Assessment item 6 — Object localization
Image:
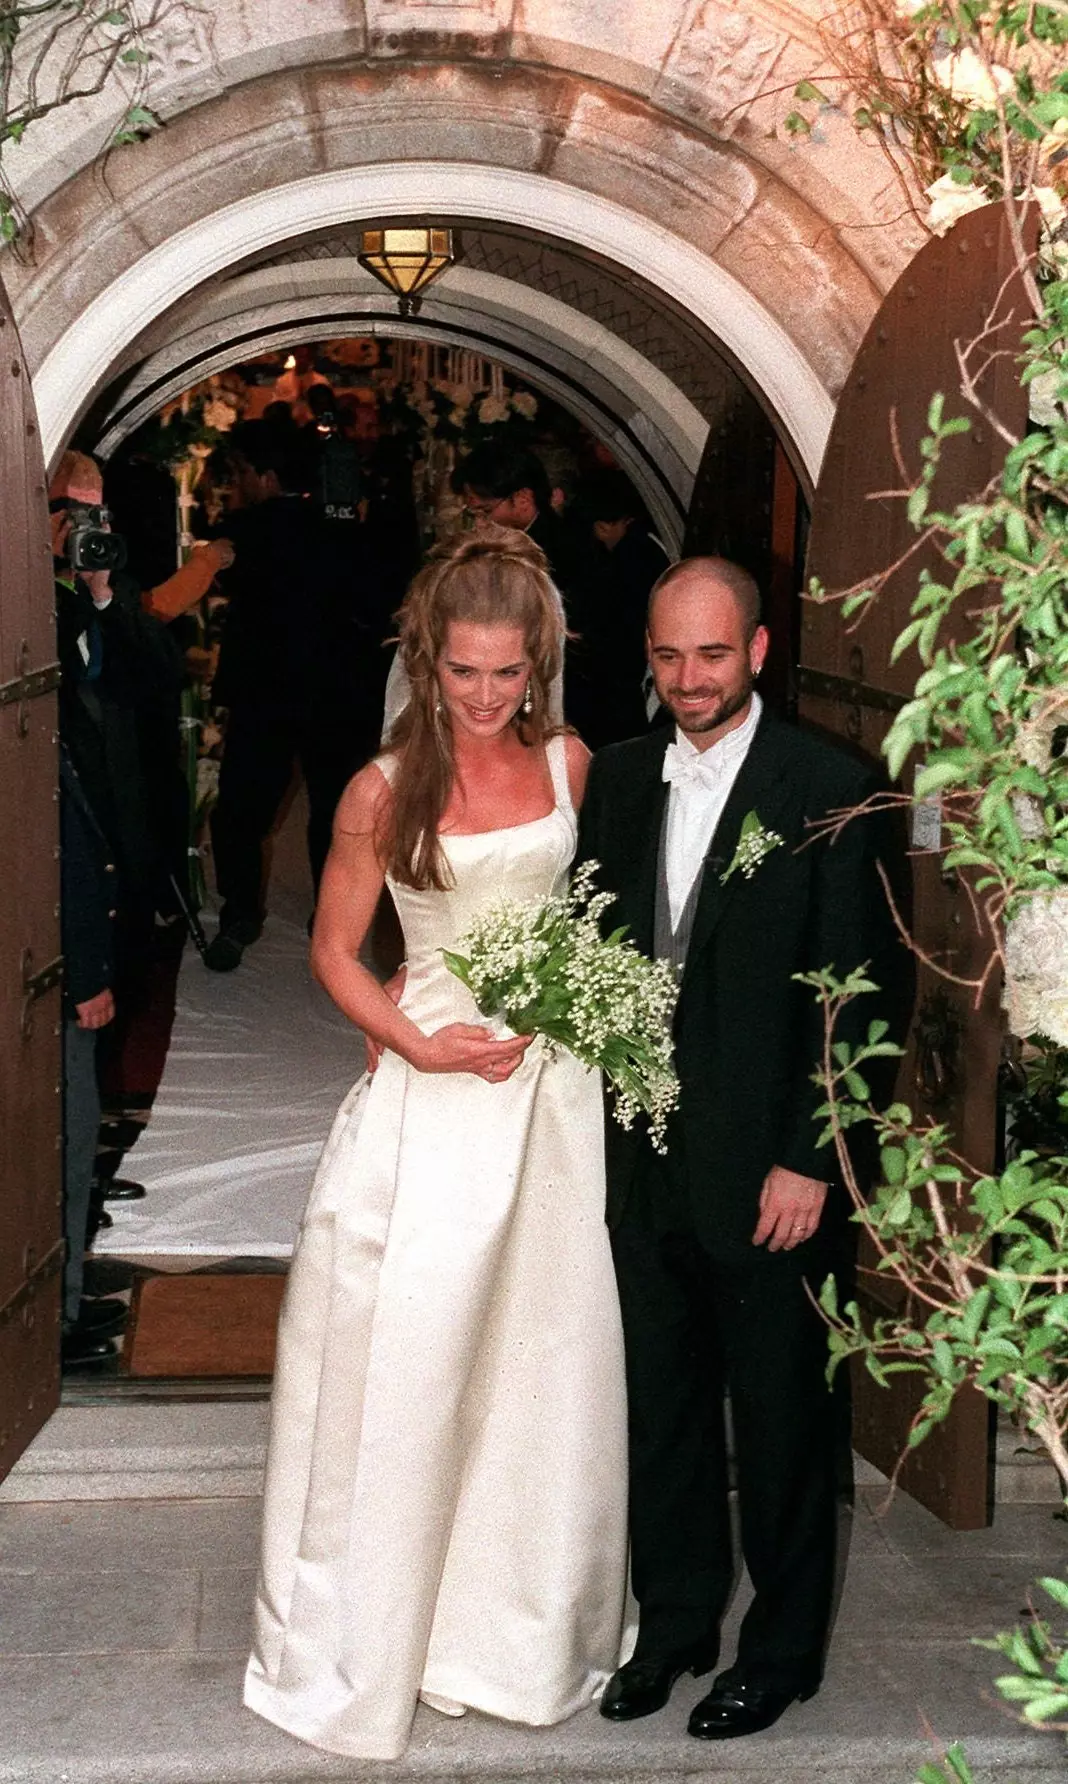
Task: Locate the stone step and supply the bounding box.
[0,1401,269,1502]
[4,1398,1062,1507]
[1,1489,1064,1784]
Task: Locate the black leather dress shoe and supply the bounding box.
[687,1669,819,1740]
[61,1327,117,1367]
[204,917,262,973]
[100,1177,146,1201]
[73,1297,128,1336]
[600,1636,720,1721]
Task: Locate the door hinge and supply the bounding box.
[1,642,60,739]
[797,666,908,716]
[0,1242,64,1330]
[21,948,63,1041]
[0,662,60,708]
[0,640,60,710]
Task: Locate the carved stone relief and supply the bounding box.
[366,0,512,53]
[146,7,225,107]
[663,1,788,136]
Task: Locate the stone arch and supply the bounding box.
[0,33,925,486]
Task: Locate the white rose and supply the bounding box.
[1004,890,1068,1046]
[1028,366,1066,428]
[925,173,991,236]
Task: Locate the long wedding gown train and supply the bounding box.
[244,737,630,1760]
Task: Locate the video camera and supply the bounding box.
[55,500,128,574]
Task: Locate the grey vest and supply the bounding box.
[653,803,709,975]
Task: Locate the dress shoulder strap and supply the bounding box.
[371,751,399,789]
[546,734,574,819]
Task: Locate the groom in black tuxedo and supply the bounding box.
[579,558,911,1739]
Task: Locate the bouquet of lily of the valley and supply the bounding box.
[443,860,680,1151]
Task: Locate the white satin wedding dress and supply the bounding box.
[244,737,630,1760]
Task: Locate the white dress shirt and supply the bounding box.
[662,692,763,931]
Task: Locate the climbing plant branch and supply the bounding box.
[0,0,212,249]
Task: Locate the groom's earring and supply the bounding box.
[522,683,533,716]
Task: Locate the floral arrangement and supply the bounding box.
[381,378,539,456]
[443,860,680,1150]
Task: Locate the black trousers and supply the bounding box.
[609,1151,852,1687]
[211,701,372,928]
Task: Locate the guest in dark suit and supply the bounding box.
[579,557,911,1740]
[206,422,382,969]
[457,442,599,731]
[576,467,670,747]
[58,746,130,1367]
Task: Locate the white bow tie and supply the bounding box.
[662,741,725,792]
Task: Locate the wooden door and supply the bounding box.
[0,276,63,1483]
[683,387,803,714]
[801,203,1030,1527]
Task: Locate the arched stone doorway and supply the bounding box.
[2,4,925,482]
[0,1,946,1486]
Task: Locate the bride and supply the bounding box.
[244,530,630,1760]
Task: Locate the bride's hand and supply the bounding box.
[414,1023,533,1081]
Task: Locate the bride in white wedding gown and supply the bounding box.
[244,531,629,1760]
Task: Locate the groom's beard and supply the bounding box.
[662,672,754,738]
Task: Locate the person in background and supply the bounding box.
[205,421,380,969]
[452,442,605,737]
[457,441,581,599]
[58,746,129,1367]
[51,449,179,1345]
[577,467,671,747]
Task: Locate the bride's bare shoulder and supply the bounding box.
[335,754,398,838]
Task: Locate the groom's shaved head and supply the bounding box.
[649,557,762,642]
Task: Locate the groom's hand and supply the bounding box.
[752,1165,827,1251]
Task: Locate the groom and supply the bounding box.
[579,557,911,1740]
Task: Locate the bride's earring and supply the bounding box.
[522,683,533,716]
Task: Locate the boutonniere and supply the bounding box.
[720,810,784,884]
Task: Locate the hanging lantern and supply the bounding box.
[358,227,455,316]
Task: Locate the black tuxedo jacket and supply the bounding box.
[578,712,913,1250]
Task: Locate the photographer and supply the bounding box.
[51,453,182,1342]
[52,452,182,941]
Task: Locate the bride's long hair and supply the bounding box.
[385,529,564,891]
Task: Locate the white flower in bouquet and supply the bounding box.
[1004,890,1068,1048]
[478,395,511,425]
[443,860,681,1151]
[511,391,538,419]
